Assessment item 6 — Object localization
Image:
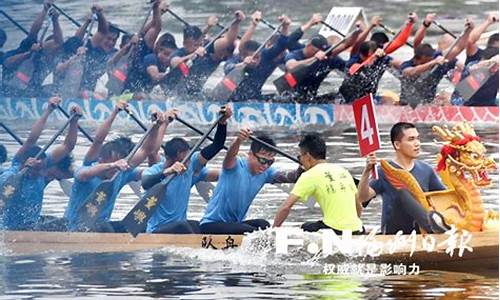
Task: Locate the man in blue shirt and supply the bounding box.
[0,96,80,230]
[357,122,449,234]
[169,10,244,98]
[65,101,170,231]
[200,128,301,234]
[222,11,292,101]
[142,107,232,234]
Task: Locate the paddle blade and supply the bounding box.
[211,67,246,101]
[59,57,84,99]
[107,58,129,96]
[59,179,73,197]
[0,173,24,215]
[122,182,167,237]
[348,56,376,75]
[456,67,492,101]
[178,62,190,77]
[74,180,115,231]
[6,57,35,91]
[273,65,310,94]
[195,181,214,203]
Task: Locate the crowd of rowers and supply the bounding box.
[0,97,454,235]
[0,1,498,106]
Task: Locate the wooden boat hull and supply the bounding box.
[0,97,498,128]
[2,230,498,273]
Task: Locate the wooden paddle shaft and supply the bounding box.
[166,8,190,27]
[161,114,224,185]
[432,20,457,39]
[56,105,94,142]
[249,135,299,164]
[109,118,158,182]
[0,9,29,35]
[0,122,24,145]
[52,3,130,35]
[34,113,79,161]
[175,116,228,150]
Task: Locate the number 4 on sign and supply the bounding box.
[353,94,381,179]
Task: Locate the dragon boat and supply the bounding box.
[1,123,498,274]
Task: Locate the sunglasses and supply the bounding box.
[253,152,275,166]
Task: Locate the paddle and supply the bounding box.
[58,14,97,100]
[348,19,414,75]
[0,112,80,214]
[273,27,360,94]
[0,10,29,35]
[165,8,190,27]
[6,12,51,91]
[0,122,24,145]
[432,20,457,39]
[74,116,159,231]
[122,112,225,237]
[175,18,238,77]
[166,8,243,40]
[455,64,497,101]
[175,115,230,202]
[379,23,414,48]
[56,105,94,142]
[211,22,284,101]
[51,3,130,35]
[107,5,154,96]
[427,25,469,76]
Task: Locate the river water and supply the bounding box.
[1,0,499,298]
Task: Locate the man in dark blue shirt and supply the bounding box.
[80,4,119,97]
[169,10,244,98]
[357,122,448,234]
[222,12,292,101]
[2,3,63,97]
[283,34,349,99]
[465,14,498,65]
[399,19,473,106]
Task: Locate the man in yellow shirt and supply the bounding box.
[273,133,364,234]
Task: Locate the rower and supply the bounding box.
[118,0,170,95]
[283,28,357,99]
[169,10,244,98]
[339,14,414,103]
[222,11,292,101]
[357,122,450,234]
[450,14,498,106]
[80,4,120,97]
[199,129,301,235]
[65,101,168,232]
[2,1,63,97]
[142,106,232,234]
[273,133,363,235]
[0,96,81,231]
[132,34,178,96]
[399,17,473,106]
[465,14,498,65]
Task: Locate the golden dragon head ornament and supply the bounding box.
[432,122,497,187]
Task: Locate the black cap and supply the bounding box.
[310,35,329,51]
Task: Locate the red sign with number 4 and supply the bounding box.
[353,94,381,157]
